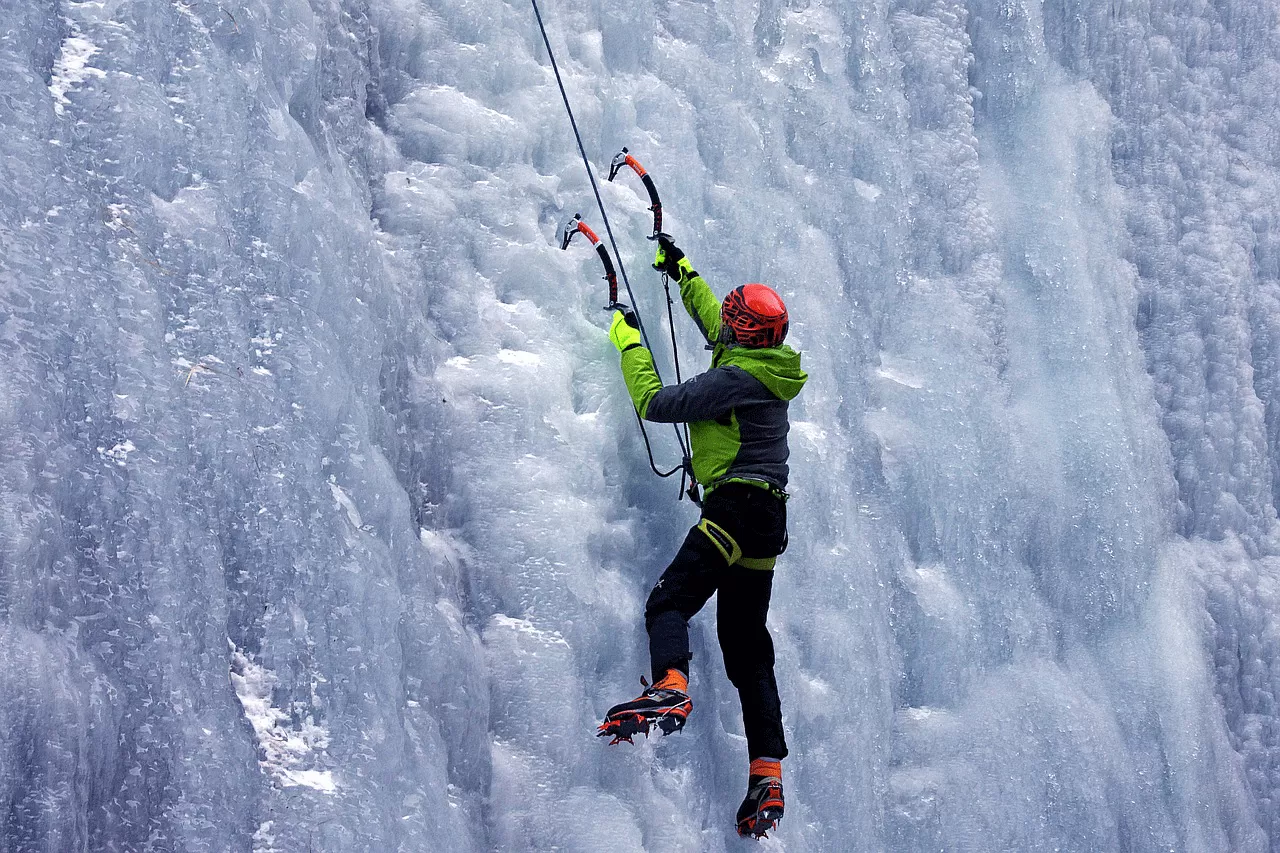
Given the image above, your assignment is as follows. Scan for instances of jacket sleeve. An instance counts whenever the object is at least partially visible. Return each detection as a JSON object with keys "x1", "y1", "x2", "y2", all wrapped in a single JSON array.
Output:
[
  {"x1": 618, "y1": 346, "x2": 664, "y2": 417},
  {"x1": 630, "y1": 362, "x2": 751, "y2": 424},
  {"x1": 673, "y1": 257, "x2": 722, "y2": 346}
]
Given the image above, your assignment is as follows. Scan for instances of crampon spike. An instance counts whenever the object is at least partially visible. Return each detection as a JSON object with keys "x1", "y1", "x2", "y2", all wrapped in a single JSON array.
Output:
[
  {"x1": 736, "y1": 779, "x2": 784, "y2": 839},
  {"x1": 597, "y1": 713, "x2": 652, "y2": 745},
  {"x1": 739, "y1": 816, "x2": 780, "y2": 839}
]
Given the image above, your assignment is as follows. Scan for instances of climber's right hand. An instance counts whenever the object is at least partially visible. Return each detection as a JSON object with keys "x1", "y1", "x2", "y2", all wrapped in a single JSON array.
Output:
[{"x1": 653, "y1": 233, "x2": 686, "y2": 279}]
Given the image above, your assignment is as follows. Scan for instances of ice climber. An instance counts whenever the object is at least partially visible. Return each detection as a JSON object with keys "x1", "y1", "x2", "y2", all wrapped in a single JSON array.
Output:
[{"x1": 599, "y1": 234, "x2": 807, "y2": 839}]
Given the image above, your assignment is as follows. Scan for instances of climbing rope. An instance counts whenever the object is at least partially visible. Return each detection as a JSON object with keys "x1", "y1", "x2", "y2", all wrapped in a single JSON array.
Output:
[{"x1": 531, "y1": 0, "x2": 696, "y2": 493}]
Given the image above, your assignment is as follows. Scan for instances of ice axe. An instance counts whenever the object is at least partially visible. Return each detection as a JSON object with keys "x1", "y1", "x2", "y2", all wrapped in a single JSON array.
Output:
[{"x1": 560, "y1": 213, "x2": 621, "y2": 310}]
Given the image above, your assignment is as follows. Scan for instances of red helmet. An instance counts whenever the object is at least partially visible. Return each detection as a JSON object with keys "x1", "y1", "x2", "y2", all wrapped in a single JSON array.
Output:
[{"x1": 721, "y1": 283, "x2": 788, "y2": 348}]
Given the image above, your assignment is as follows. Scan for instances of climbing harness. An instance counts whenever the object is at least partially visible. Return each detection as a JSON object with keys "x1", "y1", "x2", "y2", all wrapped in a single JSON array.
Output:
[
  {"x1": 534, "y1": 0, "x2": 698, "y2": 502},
  {"x1": 696, "y1": 518, "x2": 778, "y2": 571}
]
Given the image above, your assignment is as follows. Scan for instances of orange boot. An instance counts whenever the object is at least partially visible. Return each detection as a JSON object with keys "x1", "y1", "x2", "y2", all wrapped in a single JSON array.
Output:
[
  {"x1": 597, "y1": 669, "x2": 692, "y2": 744},
  {"x1": 736, "y1": 758, "x2": 784, "y2": 838}
]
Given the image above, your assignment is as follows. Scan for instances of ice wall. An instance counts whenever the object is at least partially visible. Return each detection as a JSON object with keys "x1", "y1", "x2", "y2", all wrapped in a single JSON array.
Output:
[{"x1": 3, "y1": 0, "x2": 1280, "y2": 850}]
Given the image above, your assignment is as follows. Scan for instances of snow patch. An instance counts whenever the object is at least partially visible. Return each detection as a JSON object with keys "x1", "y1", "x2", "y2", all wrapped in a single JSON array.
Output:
[
  {"x1": 98, "y1": 439, "x2": 135, "y2": 466},
  {"x1": 328, "y1": 481, "x2": 363, "y2": 529},
  {"x1": 496, "y1": 349, "x2": 540, "y2": 368},
  {"x1": 229, "y1": 641, "x2": 337, "y2": 793},
  {"x1": 252, "y1": 820, "x2": 280, "y2": 853},
  {"x1": 49, "y1": 25, "x2": 106, "y2": 115},
  {"x1": 791, "y1": 420, "x2": 830, "y2": 461},
  {"x1": 419, "y1": 528, "x2": 470, "y2": 567},
  {"x1": 875, "y1": 353, "x2": 925, "y2": 388},
  {"x1": 901, "y1": 563, "x2": 967, "y2": 620},
  {"x1": 489, "y1": 614, "x2": 570, "y2": 648},
  {"x1": 854, "y1": 179, "x2": 883, "y2": 201},
  {"x1": 864, "y1": 410, "x2": 914, "y2": 470},
  {"x1": 791, "y1": 420, "x2": 827, "y2": 444}
]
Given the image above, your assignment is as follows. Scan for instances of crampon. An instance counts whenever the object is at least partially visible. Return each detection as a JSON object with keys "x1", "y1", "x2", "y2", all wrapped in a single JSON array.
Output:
[
  {"x1": 597, "y1": 674, "x2": 692, "y2": 745},
  {"x1": 736, "y1": 776, "x2": 784, "y2": 839}
]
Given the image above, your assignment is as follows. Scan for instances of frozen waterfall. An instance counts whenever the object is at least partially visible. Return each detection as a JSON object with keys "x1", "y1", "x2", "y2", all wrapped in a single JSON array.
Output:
[{"x1": 3, "y1": 0, "x2": 1280, "y2": 850}]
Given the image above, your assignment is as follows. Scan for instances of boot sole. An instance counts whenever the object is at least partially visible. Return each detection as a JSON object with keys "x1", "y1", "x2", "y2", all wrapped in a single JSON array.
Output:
[
  {"x1": 737, "y1": 810, "x2": 782, "y2": 839},
  {"x1": 597, "y1": 704, "x2": 691, "y2": 742}
]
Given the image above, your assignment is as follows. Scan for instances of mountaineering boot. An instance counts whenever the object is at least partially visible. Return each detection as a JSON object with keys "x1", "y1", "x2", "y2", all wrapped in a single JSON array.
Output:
[
  {"x1": 736, "y1": 759, "x2": 784, "y2": 838},
  {"x1": 597, "y1": 669, "x2": 692, "y2": 744}
]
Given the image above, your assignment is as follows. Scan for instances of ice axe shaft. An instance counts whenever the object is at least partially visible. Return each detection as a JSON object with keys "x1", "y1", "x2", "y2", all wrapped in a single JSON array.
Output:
[
  {"x1": 607, "y1": 148, "x2": 663, "y2": 238},
  {"x1": 559, "y1": 214, "x2": 619, "y2": 307}
]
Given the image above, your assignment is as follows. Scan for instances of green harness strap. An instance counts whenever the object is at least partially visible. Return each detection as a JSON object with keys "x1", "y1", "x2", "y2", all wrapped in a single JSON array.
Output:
[
  {"x1": 696, "y1": 518, "x2": 777, "y2": 571},
  {"x1": 705, "y1": 477, "x2": 790, "y2": 503}
]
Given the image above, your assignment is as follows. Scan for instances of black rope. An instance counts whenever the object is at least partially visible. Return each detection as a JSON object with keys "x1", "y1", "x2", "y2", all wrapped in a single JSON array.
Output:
[
  {"x1": 531, "y1": 0, "x2": 694, "y2": 483},
  {"x1": 636, "y1": 410, "x2": 684, "y2": 478},
  {"x1": 661, "y1": 272, "x2": 695, "y2": 460},
  {"x1": 531, "y1": 0, "x2": 646, "y2": 346}
]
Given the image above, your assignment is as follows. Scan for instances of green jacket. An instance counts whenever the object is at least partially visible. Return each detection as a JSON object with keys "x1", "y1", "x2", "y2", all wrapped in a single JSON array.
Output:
[{"x1": 619, "y1": 257, "x2": 807, "y2": 490}]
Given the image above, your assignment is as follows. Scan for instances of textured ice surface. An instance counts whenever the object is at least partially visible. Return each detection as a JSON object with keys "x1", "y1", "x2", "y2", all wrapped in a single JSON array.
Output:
[{"x1": 3, "y1": 0, "x2": 1280, "y2": 850}]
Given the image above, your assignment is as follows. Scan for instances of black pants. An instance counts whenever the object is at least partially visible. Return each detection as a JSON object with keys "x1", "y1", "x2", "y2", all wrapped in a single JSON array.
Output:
[{"x1": 645, "y1": 483, "x2": 788, "y2": 760}]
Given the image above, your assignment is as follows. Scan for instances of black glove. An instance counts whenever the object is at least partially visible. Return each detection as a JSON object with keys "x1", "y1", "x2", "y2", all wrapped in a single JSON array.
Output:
[{"x1": 652, "y1": 233, "x2": 685, "y2": 279}]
